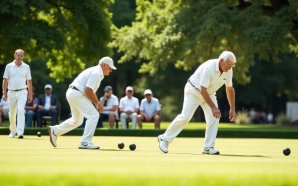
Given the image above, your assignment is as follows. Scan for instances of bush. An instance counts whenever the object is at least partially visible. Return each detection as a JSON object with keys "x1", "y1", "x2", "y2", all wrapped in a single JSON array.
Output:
[
  {"x1": 234, "y1": 110, "x2": 251, "y2": 124},
  {"x1": 275, "y1": 113, "x2": 291, "y2": 126}
]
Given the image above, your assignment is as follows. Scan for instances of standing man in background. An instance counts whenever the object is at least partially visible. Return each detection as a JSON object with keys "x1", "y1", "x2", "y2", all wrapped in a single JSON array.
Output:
[
  {"x1": 2, "y1": 49, "x2": 33, "y2": 139},
  {"x1": 48, "y1": 57, "x2": 116, "y2": 149},
  {"x1": 158, "y1": 51, "x2": 237, "y2": 155}
]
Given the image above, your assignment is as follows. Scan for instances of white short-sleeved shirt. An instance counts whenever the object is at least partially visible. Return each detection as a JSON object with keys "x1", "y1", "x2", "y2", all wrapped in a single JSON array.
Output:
[
  {"x1": 3, "y1": 61, "x2": 32, "y2": 90},
  {"x1": 70, "y1": 65, "x2": 104, "y2": 94},
  {"x1": 119, "y1": 96, "x2": 139, "y2": 112},
  {"x1": 189, "y1": 59, "x2": 233, "y2": 95},
  {"x1": 140, "y1": 97, "x2": 161, "y2": 117},
  {"x1": 100, "y1": 94, "x2": 119, "y2": 114}
]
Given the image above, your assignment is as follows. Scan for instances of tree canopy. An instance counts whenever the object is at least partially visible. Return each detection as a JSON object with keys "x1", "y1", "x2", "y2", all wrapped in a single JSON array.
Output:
[
  {"x1": 0, "y1": 0, "x2": 113, "y2": 82},
  {"x1": 110, "y1": 0, "x2": 298, "y2": 84}
]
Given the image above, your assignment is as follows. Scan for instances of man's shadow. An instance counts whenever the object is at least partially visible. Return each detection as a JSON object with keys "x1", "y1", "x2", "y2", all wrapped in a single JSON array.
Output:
[{"x1": 171, "y1": 152, "x2": 271, "y2": 158}]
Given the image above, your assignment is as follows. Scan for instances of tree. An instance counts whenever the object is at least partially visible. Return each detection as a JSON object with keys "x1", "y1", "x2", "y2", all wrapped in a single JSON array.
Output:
[
  {"x1": 0, "y1": 0, "x2": 113, "y2": 82},
  {"x1": 110, "y1": 0, "x2": 298, "y2": 84}
]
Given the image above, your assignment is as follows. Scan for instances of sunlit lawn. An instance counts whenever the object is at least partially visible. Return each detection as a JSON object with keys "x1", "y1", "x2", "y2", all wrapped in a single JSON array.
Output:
[{"x1": 0, "y1": 135, "x2": 297, "y2": 186}]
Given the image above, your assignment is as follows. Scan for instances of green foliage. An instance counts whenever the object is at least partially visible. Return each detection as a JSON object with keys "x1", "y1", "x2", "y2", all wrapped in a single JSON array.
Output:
[
  {"x1": 275, "y1": 113, "x2": 291, "y2": 126},
  {"x1": 110, "y1": 0, "x2": 298, "y2": 84},
  {"x1": 0, "y1": 0, "x2": 113, "y2": 82},
  {"x1": 236, "y1": 53, "x2": 298, "y2": 112}
]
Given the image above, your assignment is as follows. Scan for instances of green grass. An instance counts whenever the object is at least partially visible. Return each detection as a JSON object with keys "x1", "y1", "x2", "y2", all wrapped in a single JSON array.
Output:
[
  {"x1": 2, "y1": 120, "x2": 297, "y2": 131},
  {"x1": 0, "y1": 136, "x2": 297, "y2": 186}
]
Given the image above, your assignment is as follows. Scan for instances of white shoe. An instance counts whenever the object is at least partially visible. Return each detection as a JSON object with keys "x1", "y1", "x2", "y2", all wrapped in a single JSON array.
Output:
[
  {"x1": 79, "y1": 143, "x2": 100, "y2": 150},
  {"x1": 203, "y1": 147, "x2": 220, "y2": 155},
  {"x1": 158, "y1": 135, "x2": 169, "y2": 153},
  {"x1": 8, "y1": 132, "x2": 17, "y2": 138},
  {"x1": 48, "y1": 126, "x2": 57, "y2": 147}
]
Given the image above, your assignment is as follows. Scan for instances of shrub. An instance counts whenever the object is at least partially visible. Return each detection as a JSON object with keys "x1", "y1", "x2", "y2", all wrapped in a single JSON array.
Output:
[
  {"x1": 275, "y1": 113, "x2": 291, "y2": 126},
  {"x1": 234, "y1": 110, "x2": 251, "y2": 124}
]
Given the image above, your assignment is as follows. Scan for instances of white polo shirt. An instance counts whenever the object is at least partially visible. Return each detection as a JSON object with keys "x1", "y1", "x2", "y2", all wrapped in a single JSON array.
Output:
[
  {"x1": 70, "y1": 65, "x2": 104, "y2": 94},
  {"x1": 119, "y1": 96, "x2": 139, "y2": 112},
  {"x1": 3, "y1": 61, "x2": 32, "y2": 90},
  {"x1": 140, "y1": 97, "x2": 161, "y2": 117},
  {"x1": 100, "y1": 94, "x2": 119, "y2": 114},
  {"x1": 44, "y1": 94, "x2": 52, "y2": 110},
  {"x1": 189, "y1": 59, "x2": 233, "y2": 95}
]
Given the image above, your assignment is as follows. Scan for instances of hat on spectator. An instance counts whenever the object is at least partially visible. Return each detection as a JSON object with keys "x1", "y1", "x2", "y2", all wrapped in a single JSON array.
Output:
[
  {"x1": 44, "y1": 84, "x2": 52, "y2": 89},
  {"x1": 98, "y1": 56, "x2": 117, "y2": 70},
  {"x1": 126, "y1": 86, "x2": 133, "y2": 92},
  {"x1": 104, "y1": 85, "x2": 113, "y2": 92},
  {"x1": 144, "y1": 89, "x2": 152, "y2": 95}
]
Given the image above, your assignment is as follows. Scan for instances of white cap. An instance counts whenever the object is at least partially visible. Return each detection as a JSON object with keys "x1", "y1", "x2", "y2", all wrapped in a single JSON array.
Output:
[
  {"x1": 99, "y1": 56, "x2": 117, "y2": 70},
  {"x1": 44, "y1": 84, "x2": 52, "y2": 89},
  {"x1": 144, "y1": 89, "x2": 152, "y2": 95},
  {"x1": 126, "y1": 86, "x2": 133, "y2": 92}
]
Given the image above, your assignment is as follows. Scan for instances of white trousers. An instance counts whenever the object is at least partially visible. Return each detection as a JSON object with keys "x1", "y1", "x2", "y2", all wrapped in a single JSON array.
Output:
[
  {"x1": 8, "y1": 89, "x2": 27, "y2": 135},
  {"x1": 163, "y1": 83, "x2": 220, "y2": 148},
  {"x1": 53, "y1": 89, "x2": 99, "y2": 144},
  {"x1": 120, "y1": 112, "x2": 137, "y2": 129}
]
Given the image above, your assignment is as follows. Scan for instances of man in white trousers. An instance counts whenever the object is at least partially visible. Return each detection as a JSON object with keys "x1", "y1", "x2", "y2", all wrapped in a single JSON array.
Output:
[
  {"x1": 2, "y1": 49, "x2": 33, "y2": 139},
  {"x1": 158, "y1": 51, "x2": 237, "y2": 155},
  {"x1": 48, "y1": 57, "x2": 116, "y2": 149}
]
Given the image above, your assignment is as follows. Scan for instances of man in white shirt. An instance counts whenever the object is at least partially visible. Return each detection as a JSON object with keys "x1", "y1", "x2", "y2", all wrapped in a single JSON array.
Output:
[
  {"x1": 158, "y1": 51, "x2": 237, "y2": 155},
  {"x1": 2, "y1": 49, "x2": 33, "y2": 139},
  {"x1": 138, "y1": 89, "x2": 161, "y2": 129},
  {"x1": 97, "y1": 85, "x2": 119, "y2": 128},
  {"x1": 119, "y1": 86, "x2": 139, "y2": 129},
  {"x1": 48, "y1": 56, "x2": 116, "y2": 149}
]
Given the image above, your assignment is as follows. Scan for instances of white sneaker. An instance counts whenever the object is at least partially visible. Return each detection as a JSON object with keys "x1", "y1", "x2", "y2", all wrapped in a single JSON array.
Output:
[
  {"x1": 203, "y1": 147, "x2": 220, "y2": 155},
  {"x1": 79, "y1": 143, "x2": 100, "y2": 150},
  {"x1": 157, "y1": 135, "x2": 169, "y2": 153},
  {"x1": 8, "y1": 132, "x2": 17, "y2": 138},
  {"x1": 48, "y1": 126, "x2": 57, "y2": 147}
]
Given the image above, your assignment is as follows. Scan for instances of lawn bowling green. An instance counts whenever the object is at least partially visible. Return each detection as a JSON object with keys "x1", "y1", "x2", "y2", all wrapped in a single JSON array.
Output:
[
  {"x1": 0, "y1": 136, "x2": 297, "y2": 186},
  {"x1": 0, "y1": 135, "x2": 298, "y2": 186}
]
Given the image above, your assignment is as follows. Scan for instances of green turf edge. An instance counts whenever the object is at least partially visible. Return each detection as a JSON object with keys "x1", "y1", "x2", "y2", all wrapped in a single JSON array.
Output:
[
  {"x1": 0, "y1": 173, "x2": 297, "y2": 186},
  {"x1": 0, "y1": 128, "x2": 297, "y2": 139}
]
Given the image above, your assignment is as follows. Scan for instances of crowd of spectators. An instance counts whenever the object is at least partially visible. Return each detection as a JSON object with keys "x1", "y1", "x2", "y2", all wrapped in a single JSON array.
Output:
[{"x1": 1, "y1": 83, "x2": 161, "y2": 129}]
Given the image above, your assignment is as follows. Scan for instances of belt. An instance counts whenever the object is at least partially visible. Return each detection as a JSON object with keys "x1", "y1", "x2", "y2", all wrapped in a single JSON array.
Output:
[
  {"x1": 69, "y1": 85, "x2": 80, "y2": 91},
  {"x1": 187, "y1": 80, "x2": 199, "y2": 91},
  {"x1": 9, "y1": 88, "x2": 26, "y2": 91}
]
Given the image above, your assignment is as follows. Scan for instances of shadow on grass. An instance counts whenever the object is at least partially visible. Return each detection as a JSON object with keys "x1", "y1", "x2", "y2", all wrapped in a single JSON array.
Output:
[
  {"x1": 100, "y1": 148, "x2": 130, "y2": 152},
  {"x1": 19, "y1": 137, "x2": 45, "y2": 141},
  {"x1": 220, "y1": 154, "x2": 271, "y2": 158},
  {"x1": 53, "y1": 148, "x2": 131, "y2": 152},
  {"x1": 171, "y1": 152, "x2": 271, "y2": 158}
]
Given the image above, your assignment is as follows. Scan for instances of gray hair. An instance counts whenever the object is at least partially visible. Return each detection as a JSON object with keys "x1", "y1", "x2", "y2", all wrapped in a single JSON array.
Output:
[{"x1": 219, "y1": 51, "x2": 236, "y2": 63}]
